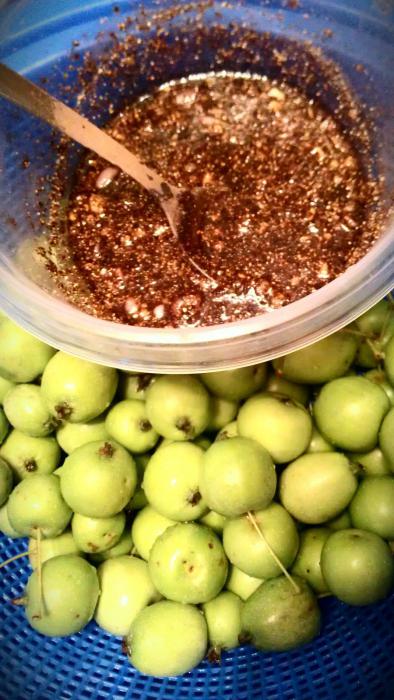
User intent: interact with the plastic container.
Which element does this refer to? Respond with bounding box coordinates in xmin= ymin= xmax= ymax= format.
xmin=0 ymin=0 xmax=393 ymax=372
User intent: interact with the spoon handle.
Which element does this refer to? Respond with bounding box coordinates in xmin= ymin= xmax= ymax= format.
xmin=0 ymin=62 xmax=179 ymax=200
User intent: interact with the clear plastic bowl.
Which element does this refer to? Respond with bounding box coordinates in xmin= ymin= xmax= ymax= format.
xmin=0 ymin=0 xmax=393 ymax=373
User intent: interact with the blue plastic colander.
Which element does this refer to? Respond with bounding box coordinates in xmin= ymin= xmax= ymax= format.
xmin=0 ymin=1 xmax=394 ymax=698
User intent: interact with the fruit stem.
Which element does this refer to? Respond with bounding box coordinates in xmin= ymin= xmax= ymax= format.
xmin=0 ymin=551 xmax=29 ymax=569
xmin=246 ymin=511 xmax=300 ymax=594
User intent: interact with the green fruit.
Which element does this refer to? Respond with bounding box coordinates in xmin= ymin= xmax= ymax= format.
xmin=56 ymin=415 xmax=109 ymax=454
xmin=143 ymin=442 xmax=207 ymax=521
xmin=26 ymin=554 xmax=99 ymax=636
xmin=306 ymin=427 xmax=334 ymax=454
xmin=356 ymin=301 xmax=394 ymax=368
xmin=7 ymin=474 xmax=72 ymax=537
xmin=41 ymin=352 xmax=118 ymax=422
xmin=206 ymin=396 xmax=238 ymax=432
xmin=0 ymin=407 xmax=9 ymax=445
xmin=291 ymin=528 xmax=331 ymax=593
xmin=0 ymin=430 xmax=61 ymax=481
xmin=203 ymin=591 xmax=243 ymax=653
xmin=95 ymin=555 xmax=161 ymax=636
xmin=127 ymin=601 xmax=207 ymax=677
xmin=126 ymin=453 xmax=150 ymax=511
xmin=327 ymin=510 xmax=352 ymax=531
xmin=0 ymin=502 xmax=21 ymax=538
xmin=349 ymin=476 xmax=394 ymax=540
xmin=200 ymin=437 xmax=276 ymax=517
xmin=223 ymin=504 xmax=299 ymax=579
xmin=118 ymin=372 xmax=156 ymax=401
xmin=241 ymin=575 xmax=320 ymax=651
xmin=314 ymin=376 xmax=390 ymax=452
xmin=61 ymin=440 xmax=136 ymax=518
xmin=149 ymin=523 xmax=228 ymax=604
xmin=199 ymin=510 xmax=226 ymax=534
xmin=88 ymin=528 xmax=133 ymax=563
xmin=28 ymin=530 xmax=82 ymax=568
xmin=385 ymin=335 xmax=394 ymax=385
xmin=194 ymin=435 xmax=212 ymax=450
xmin=0 ymin=376 xmax=15 ymax=405
xmin=0 ymin=319 xmax=55 ymax=382
xmin=146 ymin=375 xmax=210 ymax=440
xmin=226 ymin=565 xmax=263 ymax=601
xmin=0 ymin=456 xmax=12 ymax=506
xmin=237 ymin=394 xmax=312 ymax=464
xmin=279 ymin=452 xmax=358 ymax=524
xmin=105 ymin=399 xmax=159 ymax=453
xmin=266 ymin=372 xmax=309 ymax=405
xmin=348 ymin=447 xmax=391 ymax=477
xmin=321 ymin=529 xmax=394 ymax=605
xmin=71 ymin=511 xmax=126 ymax=553
xmin=273 ymin=331 xmax=358 ymax=384
xmin=364 ymin=369 xmax=394 ymax=406
xmin=200 ymin=365 xmax=267 ymax=401
xmin=132 ymin=505 xmax=176 ymax=561
xmin=215 ymin=420 xmax=239 ymax=441
xmin=380 ymin=407 xmax=394 ymax=470
xmin=3 ymin=384 xmax=57 ymax=437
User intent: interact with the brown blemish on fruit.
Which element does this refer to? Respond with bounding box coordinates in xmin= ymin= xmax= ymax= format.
xmin=98 ymin=442 xmax=114 ymax=457
xmin=175 ymin=417 xmax=195 ymax=437
xmin=55 ymin=403 xmax=73 ymax=420
xmin=24 ymin=459 xmax=38 ymax=473
xmin=187 ymin=490 xmax=202 ymax=506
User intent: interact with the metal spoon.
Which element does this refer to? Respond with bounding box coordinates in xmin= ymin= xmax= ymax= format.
xmin=0 ymin=62 xmax=213 ymax=280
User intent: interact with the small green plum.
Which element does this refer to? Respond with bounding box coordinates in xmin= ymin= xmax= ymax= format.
xmin=237 ymin=393 xmax=312 ymax=464
xmin=0 ymin=429 xmax=61 ymax=481
xmin=105 ymin=399 xmax=159 ymax=453
xmin=7 ymin=473 xmax=72 ymax=538
xmin=200 ymin=365 xmax=267 ymax=401
xmin=279 ymin=452 xmax=358 ymax=524
xmin=241 ymin=576 xmax=320 ymax=651
xmin=56 ymin=416 xmax=109 ymax=454
xmin=226 ymin=565 xmax=263 ymax=601
xmin=356 ymin=301 xmax=394 ymax=368
xmin=314 ymin=376 xmax=390 ymax=452
xmin=203 ymin=591 xmax=243 ymax=654
xmin=364 ymin=369 xmax=394 ymax=406
xmin=3 ymin=384 xmax=57 ymax=437
xmin=26 ymin=554 xmax=99 ymax=636
xmin=131 ymin=505 xmax=176 ymax=561
xmin=127 ymin=601 xmax=207 ymax=677
xmin=88 ymin=529 xmax=133 ymax=563
xmin=118 ymin=372 xmax=156 ymax=401
xmin=349 ymin=448 xmax=391 ymax=477
xmin=0 ymin=319 xmax=55 ymax=382
xmin=146 ymin=375 xmax=210 ymax=440
xmin=326 ymin=510 xmax=352 ymax=531
xmin=272 ymin=331 xmax=358 ymax=384
xmin=149 ymin=523 xmax=228 ymax=604
xmin=215 ymin=421 xmax=239 ymax=441
xmin=0 ymin=376 xmax=15 ymax=405
xmin=223 ymin=504 xmax=299 ymax=579
xmin=200 ymin=437 xmax=276 ymax=517
xmin=306 ymin=427 xmax=335 ymax=454
xmin=379 ymin=407 xmax=394 ymax=470
xmin=0 ymin=502 xmax=20 ymax=538
xmin=95 ymin=555 xmax=161 ymax=636
xmin=143 ymin=442 xmax=207 ymax=521
xmin=28 ymin=530 xmax=82 ymax=568
xmin=41 ymin=351 xmax=118 ymax=422
xmin=71 ymin=511 xmax=126 ymax=553
xmin=266 ymin=372 xmax=309 ymax=405
xmin=0 ymin=407 xmax=9 ymax=445
xmin=199 ymin=510 xmax=226 ymax=534
xmin=291 ymin=528 xmax=331 ymax=593
xmin=126 ymin=453 xmax=150 ymax=511
xmin=321 ymin=529 xmax=394 ymax=605
xmin=206 ymin=396 xmax=239 ymax=432
xmin=0 ymin=456 xmax=12 ymax=506
xmin=60 ymin=440 xmax=136 ymax=517
xmin=349 ymin=476 xmax=394 ymax=540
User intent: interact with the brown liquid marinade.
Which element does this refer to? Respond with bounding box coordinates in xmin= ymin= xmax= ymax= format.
xmin=43 ymin=3 xmax=384 ymax=329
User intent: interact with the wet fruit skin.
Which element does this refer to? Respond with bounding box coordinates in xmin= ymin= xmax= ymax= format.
xmin=202 ymin=590 xmax=243 ymax=651
xmin=273 ymin=331 xmax=358 ymax=384
xmin=349 ymin=476 xmax=394 ymax=540
xmin=148 ymin=522 xmax=228 ymax=604
xmin=146 ymin=375 xmax=211 ymax=440
xmin=241 ymin=575 xmax=321 ymax=652
xmin=0 ymin=319 xmax=55 ymax=383
xmin=200 ymin=365 xmax=267 ymax=401
xmin=71 ymin=511 xmax=126 ymax=553
xmin=25 ymin=554 xmax=99 ymax=637
xmin=291 ymin=527 xmax=331 ymax=593
xmin=0 ymin=430 xmax=61 ymax=481
xmin=7 ymin=473 xmax=72 ymax=538
xmin=0 ymin=456 xmax=12 ymax=506
xmin=127 ymin=600 xmax=208 ymax=677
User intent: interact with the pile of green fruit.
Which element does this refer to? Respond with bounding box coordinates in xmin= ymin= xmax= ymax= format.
xmin=0 ymin=300 xmax=393 ymax=678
